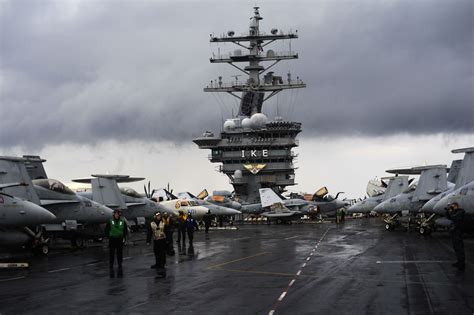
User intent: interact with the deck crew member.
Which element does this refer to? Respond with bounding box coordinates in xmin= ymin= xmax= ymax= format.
xmin=186 ymin=212 xmax=199 ymax=247
xmin=104 ymin=209 xmax=128 ymax=278
xmin=163 ymin=212 xmax=175 ymax=255
xmin=147 ymin=212 xmax=167 ymax=277
xmin=177 ymin=210 xmax=187 ymax=244
xmin=203 ymin=210 xmax=213 ymax=234
xmin=446 ymin=201 xmax=466 ymax=271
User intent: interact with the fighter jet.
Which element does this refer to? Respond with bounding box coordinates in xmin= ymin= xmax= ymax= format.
xmin=201 ymin=190 xmax=242 ymax=210
xmin=0 ymin=156 xmax=114 ymax=248
xmin=177 ymin=191 xmax=242 ymax=217
xmin=259 ymin=188 xmax=347 ymax=218
xmin=347 ymin=176 xmax=410 ymax=215
xmin=72 ymin=175 xmax=169 ymax=228
xmin=431 ymin=147 xmax=474 ymax=225
xmin=374 ymin=165 xmax=449 ymax=230
xmin=157 ymin=189 xmax=219 ymax=220
xmin=0 ymin=182 xmax=56 ymax=254
xmin=258 ymin=188 xmax=301 ymax=224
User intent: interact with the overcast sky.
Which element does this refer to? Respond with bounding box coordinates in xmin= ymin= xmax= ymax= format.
xmin=0 ymin=0 xmax=473 ymax=198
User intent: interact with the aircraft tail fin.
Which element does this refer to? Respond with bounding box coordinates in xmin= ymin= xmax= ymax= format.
xmin=454 ymin=148 xmax=474 ymax=188
xmin=259 ymin=188 xmax=284 ymax=208
xmin=23 ymin=155 xmax=48 ymax=180
xmin=91 ymin=177 xmax=127 ymax=210
xmin=447 ymin=159 xmax=463 ymax=184
xmin=382 ymin=176 xmax=409 ymax=201
xmin=412 ymin=165 xmax=448 ymax=201
xmin=0 ymin=157 xmax=41 ymax=205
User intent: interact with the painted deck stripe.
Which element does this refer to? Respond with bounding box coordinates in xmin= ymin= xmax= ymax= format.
xmin=0 ymin=276 xmax=25 ymax=282
xmin=278 ymin=292 xmax=287 ymax=301
xmin=48 ymin=267 xmax=70 ymax=273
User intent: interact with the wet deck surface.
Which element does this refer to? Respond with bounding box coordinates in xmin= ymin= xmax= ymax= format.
xmin=0 ymin=218 xmax=473 ymax=314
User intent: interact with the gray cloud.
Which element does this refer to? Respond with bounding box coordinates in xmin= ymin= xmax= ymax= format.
xmin=0 ymin=0 xmax=472 ymax=150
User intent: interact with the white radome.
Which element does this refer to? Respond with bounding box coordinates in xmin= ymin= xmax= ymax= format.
xmin=223 ymin=120 xmax=236 ymax=131
xmin=234 ymin=170 xmax=243 ymax=179
xmin=241 ymin=118 xmax=253 ymax=129
xmin=250 ymin=113 xmax=268 ymax=129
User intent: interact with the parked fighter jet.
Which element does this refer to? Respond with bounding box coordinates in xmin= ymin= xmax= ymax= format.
xmin=374 ymin=165 xmax=449 ymax=230
xmin=259 ymin=188 xmax=301 ymax=223
xmin=202 ymin=190 xmax=242 ymax=210
xmin=157 ymin=189 xmax=218 ymax=220
xmin=258 ymin=187 xmax=347 ymax=218
xmin=433 ymin=147 xmax=474 ymax=217
xmin=402 ymin=150 xmax=472 ymax=235
xmin=0 ymin=156 xmax=114 ymax=248
xmin=73 ymin=175 xmax=169 ymax=228
xmin=347 ymin=176 xmax=410 ymax=215
xmin=177 ymin=191 xmax=241 ymax=217
xmin=0 ymin=182 xmax=56 ymax=254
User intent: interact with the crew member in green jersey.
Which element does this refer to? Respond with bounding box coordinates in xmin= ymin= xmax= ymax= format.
xmin=104 ymin=209 xmax=128 ymax=278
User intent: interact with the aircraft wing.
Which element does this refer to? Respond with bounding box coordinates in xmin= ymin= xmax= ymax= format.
xmin=41 ymin=199 xmax=80 ymax=206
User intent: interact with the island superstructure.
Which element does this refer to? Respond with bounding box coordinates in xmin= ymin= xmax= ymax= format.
xmin=193 ymin=7 xmax=306 ymax=203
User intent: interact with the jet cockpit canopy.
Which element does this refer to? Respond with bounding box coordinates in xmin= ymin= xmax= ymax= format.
xmin=32 ymin=179 xmax=75 ymax=195
xmin=120 ymin=187 xmax=142 ymax=198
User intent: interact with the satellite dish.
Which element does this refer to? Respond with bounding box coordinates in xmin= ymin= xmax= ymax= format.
xmin=228 ymin=30 xmax=235 ymax=37
xmin=271 ymin=28 xmax=278 ymax=35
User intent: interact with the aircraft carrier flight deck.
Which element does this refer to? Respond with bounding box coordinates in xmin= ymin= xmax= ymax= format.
xmin=1 ymin=218 xmax=472 ymax=314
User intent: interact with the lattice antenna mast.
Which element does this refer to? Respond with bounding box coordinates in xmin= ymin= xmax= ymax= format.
xmin=204 ymin=7 xmax=305 ymax=116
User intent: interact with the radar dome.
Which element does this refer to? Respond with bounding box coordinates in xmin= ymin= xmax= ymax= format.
xmin=223 ymin=120 xmax=236 ymax=131
xmin=234 ymin=170 xmax=242 ymax=179
xmin=250 ymin=113 xmax=268 ymax=129
xmin=241 ymin=118 xmax=253 ymax=129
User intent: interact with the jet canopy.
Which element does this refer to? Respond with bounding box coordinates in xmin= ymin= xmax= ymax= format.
xmin=119 ymin=187 xmax=142 ymax=198
xmin=33 ymin=179 xmax=75 ymax=195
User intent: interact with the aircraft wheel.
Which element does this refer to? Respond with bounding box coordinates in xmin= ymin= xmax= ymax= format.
xmin=419 ymin=227 xmax=431 ymax=236
xmin=276 ymin=219 xmax=282 ymax=225
xmin=287 ymin=221 xmax=293 ymax=225
xmin=39 ymin=244 xmax=49 ymax=256
xmin=72 ymin=236 xmax=85 ymax=249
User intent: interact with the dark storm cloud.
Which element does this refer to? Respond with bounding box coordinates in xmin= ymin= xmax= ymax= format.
xmin=0 ymin=0 xmax=472 ymax=149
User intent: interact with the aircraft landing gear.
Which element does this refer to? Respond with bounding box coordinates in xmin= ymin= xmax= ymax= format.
xmin=383 ymin=214 xmax=398 ymax=231
xmin=71 ymin=235 xmax=86 ymax=249
xmin=24 ymin=226 xmax=50 ymax=256
xmin=418 ymin=213 xmax=435 ymax=236
xmin=419 ymin=226 xmax=431 ymax=236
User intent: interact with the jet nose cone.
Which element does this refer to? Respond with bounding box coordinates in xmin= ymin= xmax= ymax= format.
xmin=421 ymin=199 xmax=436 ymax=213
xmin=38 ymin=205 xmax=57 ymax=223
xmin=100 ymin=204 xmax=114 ymax=216
xmin=29 ymin=202 xmax=56 ymax=225
xmin=227 ymin=208 xmax=241 ymax=215
xmin=231 ymin=201 xmax=242 ymax=210
xmin=373 ymin=203 xmax=385 ymax=214
xmin=347 ymin=204 xmax=360 ymax=214
xmin=433 ymin=198 xmax=449 ymax=215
